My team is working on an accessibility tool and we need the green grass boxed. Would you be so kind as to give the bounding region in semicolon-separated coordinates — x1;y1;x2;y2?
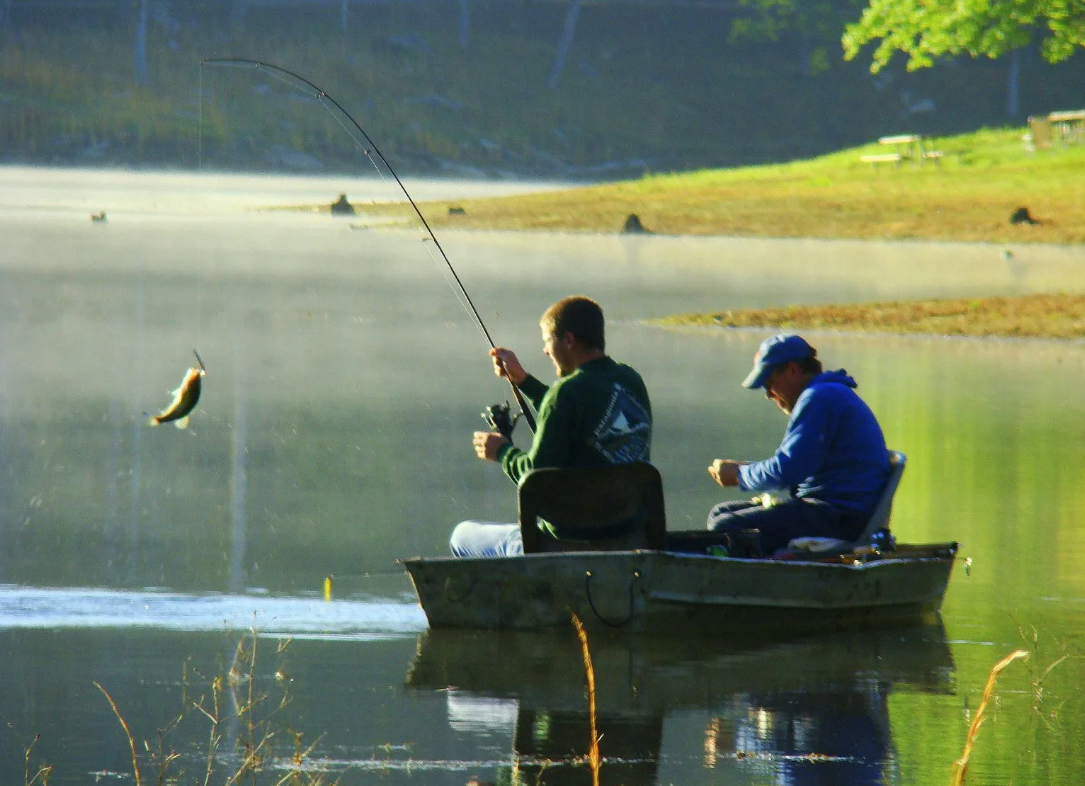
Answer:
3;9;1084;178
366;127;1085;243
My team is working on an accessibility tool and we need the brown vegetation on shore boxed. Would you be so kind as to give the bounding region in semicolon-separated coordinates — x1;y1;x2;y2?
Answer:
658;294;1085;340
355;128;1085;245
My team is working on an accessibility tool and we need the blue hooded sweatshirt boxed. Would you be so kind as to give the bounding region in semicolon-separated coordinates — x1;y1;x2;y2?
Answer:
737;370;889;514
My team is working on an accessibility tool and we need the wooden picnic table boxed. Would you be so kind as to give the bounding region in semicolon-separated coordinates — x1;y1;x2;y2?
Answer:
860;134;943;167
1026;109;1085;150
1048;109;1085;144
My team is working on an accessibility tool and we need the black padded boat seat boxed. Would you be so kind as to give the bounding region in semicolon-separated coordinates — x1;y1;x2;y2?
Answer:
517;462;666;553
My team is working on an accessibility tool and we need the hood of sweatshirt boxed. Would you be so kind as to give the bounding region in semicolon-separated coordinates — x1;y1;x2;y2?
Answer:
809;369;857;389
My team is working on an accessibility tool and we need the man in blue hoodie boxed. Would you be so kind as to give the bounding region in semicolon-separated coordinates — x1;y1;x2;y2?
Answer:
706;334;889;555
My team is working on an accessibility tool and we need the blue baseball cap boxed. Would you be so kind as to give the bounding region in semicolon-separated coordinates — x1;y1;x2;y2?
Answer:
742;334;815;389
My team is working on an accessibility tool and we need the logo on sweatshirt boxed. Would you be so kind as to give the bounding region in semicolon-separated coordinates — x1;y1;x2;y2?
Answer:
593;384;651;463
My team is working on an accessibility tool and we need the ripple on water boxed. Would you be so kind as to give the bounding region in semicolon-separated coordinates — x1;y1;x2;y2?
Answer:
0;584;427;640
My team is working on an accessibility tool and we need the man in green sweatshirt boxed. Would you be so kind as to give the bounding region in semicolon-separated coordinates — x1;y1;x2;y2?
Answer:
450;296;653;557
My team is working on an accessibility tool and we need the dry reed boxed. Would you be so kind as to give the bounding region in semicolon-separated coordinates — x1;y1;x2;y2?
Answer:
88;632;334;786
8;725;53;786
93;681;142;786
662;294;1085;341
950;649;1030;786
570;612;601;786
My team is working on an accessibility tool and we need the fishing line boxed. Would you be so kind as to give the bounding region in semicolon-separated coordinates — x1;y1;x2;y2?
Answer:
322;566;409;601
200;63;475;323
198;58;536;432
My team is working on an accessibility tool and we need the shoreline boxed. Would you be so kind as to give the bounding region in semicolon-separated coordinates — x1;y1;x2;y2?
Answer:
650;320;1085;346
345;127;1085;246
652;294;1085;342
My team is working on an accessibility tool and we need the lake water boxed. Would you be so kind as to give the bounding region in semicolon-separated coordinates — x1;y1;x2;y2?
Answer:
1;167;1084;785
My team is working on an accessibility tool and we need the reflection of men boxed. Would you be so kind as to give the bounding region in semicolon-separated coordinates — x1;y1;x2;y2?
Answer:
706;687;891;785
450;296;652;557
707;334;889;555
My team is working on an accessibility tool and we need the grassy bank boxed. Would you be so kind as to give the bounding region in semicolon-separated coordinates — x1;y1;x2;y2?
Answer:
360;128;1085;244
3;8;1084;177
655;294;1085;340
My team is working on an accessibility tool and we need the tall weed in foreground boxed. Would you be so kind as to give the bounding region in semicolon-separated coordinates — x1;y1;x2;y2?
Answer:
95;631;339;786
1015;623;1084;732
5;725;53;786
570;613;600;786
950;649;1030;786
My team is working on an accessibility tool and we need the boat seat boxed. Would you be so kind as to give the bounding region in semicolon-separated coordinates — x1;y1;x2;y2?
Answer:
786;450;907;554
517;462;667;553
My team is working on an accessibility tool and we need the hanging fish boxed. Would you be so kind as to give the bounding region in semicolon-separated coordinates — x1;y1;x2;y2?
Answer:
149;351;206;429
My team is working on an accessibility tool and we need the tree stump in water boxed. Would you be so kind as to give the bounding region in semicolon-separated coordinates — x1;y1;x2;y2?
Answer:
331;193;356;215
622;213;652;234
1009;206;1040;225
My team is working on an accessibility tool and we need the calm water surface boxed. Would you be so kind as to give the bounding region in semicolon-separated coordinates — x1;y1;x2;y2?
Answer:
1;167;1084;785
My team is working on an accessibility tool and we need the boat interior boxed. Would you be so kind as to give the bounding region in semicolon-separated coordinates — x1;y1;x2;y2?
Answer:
517;450;951;562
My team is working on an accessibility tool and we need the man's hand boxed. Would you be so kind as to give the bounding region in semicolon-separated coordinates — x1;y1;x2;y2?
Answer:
490;347;527;386
708;459;746;487
474;430;510;462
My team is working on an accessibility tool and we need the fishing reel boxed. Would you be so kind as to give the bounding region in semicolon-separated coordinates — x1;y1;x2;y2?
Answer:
482;401;521;441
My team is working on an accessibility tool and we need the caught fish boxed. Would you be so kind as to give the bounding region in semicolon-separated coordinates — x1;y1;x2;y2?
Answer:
149;351;206;429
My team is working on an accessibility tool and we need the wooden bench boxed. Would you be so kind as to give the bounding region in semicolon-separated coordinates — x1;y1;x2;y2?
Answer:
860;153;903;166
1048;109;1085;145
860;134;942;167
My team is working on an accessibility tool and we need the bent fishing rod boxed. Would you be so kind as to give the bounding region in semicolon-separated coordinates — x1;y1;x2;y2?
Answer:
199;57;536;434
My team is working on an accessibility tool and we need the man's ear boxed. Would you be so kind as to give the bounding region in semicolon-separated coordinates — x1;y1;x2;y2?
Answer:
560;331;577;349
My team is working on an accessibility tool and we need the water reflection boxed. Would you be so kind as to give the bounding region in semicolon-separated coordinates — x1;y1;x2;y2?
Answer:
3;168;1085;785
0;584;425;640
406;622;954;785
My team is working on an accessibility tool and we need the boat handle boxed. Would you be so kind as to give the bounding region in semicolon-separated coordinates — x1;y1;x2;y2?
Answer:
584;569;641;628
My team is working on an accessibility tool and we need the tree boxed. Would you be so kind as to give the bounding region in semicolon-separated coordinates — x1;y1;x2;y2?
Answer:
729;0;867;75
843;0;1085;73
134;0;148;87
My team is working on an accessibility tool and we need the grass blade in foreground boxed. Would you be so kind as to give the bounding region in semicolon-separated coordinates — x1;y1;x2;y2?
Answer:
950;649;1029;786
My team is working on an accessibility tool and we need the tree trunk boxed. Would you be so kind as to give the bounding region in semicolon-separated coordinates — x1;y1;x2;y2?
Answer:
1006;49;1021;119
459;0;470;51
548;0;582;89
799;31;812;78
134;0;148;87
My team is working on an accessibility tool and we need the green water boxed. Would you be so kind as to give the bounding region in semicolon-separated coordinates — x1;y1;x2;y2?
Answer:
1;168;1084;785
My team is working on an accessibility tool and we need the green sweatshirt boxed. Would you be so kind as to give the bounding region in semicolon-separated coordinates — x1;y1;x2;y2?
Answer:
498;356;652;485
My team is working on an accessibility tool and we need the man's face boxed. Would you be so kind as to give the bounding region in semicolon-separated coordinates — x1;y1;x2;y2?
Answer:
763;362;804;414
542;326;576;377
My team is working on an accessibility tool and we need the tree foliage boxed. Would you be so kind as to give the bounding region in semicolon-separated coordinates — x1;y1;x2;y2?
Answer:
732;0;865;46
843;0;1085;72
729;0;866;74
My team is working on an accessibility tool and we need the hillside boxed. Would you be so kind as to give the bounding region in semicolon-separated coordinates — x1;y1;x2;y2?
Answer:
355;128;1085;244
1;2;1084;178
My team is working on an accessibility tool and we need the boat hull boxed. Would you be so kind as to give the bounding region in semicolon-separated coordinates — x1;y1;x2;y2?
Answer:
403;543;958;635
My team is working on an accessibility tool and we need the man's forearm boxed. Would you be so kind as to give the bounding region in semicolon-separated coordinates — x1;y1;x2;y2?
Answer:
516;374;549;411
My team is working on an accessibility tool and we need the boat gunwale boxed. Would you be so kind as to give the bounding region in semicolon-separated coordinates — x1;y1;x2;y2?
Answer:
401;541;960;573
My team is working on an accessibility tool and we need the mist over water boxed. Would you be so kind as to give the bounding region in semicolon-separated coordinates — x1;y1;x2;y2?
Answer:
2;167;1084;785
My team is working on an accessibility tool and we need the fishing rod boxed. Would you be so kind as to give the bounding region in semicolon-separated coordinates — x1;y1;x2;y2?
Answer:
199;57;536;434
322;566;408;601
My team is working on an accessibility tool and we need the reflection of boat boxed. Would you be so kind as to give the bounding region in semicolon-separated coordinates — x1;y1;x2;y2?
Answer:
403;542;958;636
406;622;955;786
406;621;955;713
